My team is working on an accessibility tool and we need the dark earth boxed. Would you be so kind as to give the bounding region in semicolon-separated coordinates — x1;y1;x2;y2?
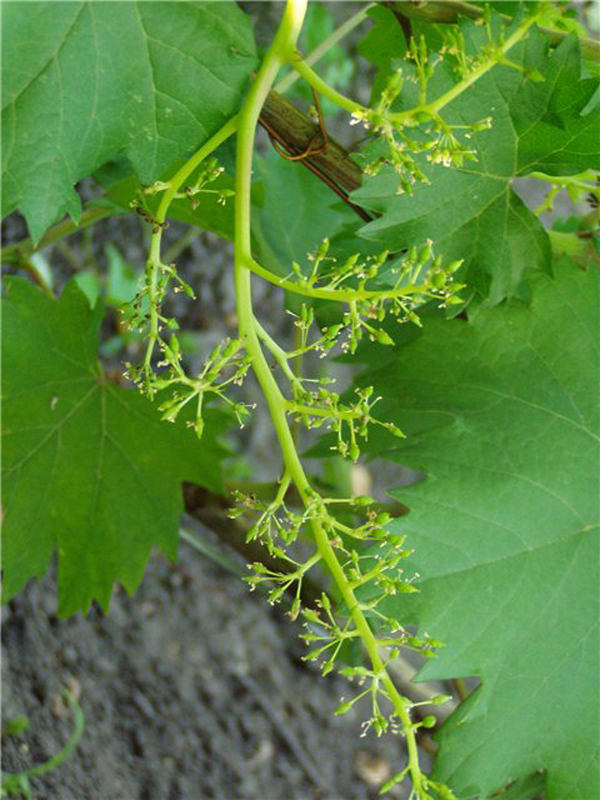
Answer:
2;543;432;800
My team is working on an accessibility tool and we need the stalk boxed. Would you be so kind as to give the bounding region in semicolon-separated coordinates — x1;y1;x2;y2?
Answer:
247;257;427;302
290;10;541;126
233;0;426;794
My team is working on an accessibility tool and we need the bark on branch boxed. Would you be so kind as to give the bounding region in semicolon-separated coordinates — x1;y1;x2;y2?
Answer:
259;90;372;222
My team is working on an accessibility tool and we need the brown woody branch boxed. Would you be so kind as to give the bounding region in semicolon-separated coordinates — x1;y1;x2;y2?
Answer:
259;90;373;222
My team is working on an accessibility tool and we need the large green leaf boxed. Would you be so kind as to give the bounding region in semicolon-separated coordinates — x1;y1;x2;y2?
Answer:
1;1;256;241
353;27;599;306
357;261;599;798
2;278;228;616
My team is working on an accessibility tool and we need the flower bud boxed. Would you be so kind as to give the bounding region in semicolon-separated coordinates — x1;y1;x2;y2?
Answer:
288;597;301;621
386;69;404;95
334;699;355;716
418;241;433;265
375;329;394;346
431;272;447;289
354;495;375;507
316;238;330;260
414;110;431;124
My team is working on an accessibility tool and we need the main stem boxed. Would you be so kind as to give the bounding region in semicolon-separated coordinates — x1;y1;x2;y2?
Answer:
234;0;424;793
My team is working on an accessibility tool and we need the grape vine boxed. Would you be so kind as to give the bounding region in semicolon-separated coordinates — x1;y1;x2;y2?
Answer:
3;1;597;797
115;1;571;796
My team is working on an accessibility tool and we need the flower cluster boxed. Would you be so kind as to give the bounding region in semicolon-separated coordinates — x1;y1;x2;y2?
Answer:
351;13;557;195
284;238;464;354
122;158;245;440
230;478;453;773
142;157;235;209
245;551;322;621
125;330;253;437
357;61;489;190
230;483;441;642
230;475;314;548
287;384;404;462
255;240;463;461
302;594;445;724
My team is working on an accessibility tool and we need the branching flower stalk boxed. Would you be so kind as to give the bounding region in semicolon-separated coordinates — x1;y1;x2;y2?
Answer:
290;5;548;191
232;2;447;797
124;3;560;796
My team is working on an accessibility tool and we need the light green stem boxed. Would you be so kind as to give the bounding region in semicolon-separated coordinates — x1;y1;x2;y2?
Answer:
274;3;374;95
248;257;424;302
284;51;366;115
285;401;360;423
528;169;599;189
143;117;239;376
288;10;541;126
1;689;84;795
256;321;305;394
417;13;539;118
234;0;425;795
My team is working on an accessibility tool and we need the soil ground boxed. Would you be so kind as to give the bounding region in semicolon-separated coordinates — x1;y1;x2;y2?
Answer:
2;544;426;800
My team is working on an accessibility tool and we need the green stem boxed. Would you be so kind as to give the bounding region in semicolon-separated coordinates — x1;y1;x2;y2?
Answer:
416;13;540;119
248;256;424;302
285;401;360;423
528;169;599;189
256;320;305;395
2;690;84;788
143;117;239;377
287;11;540;128
285;53;366;115
234;0;425;795
274;3;374;94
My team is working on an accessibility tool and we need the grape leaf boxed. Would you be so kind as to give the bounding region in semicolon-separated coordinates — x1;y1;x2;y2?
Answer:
2;277;229;616
353;29;598;306
357;260;599;798
514;36;600;174
1;1;257;242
